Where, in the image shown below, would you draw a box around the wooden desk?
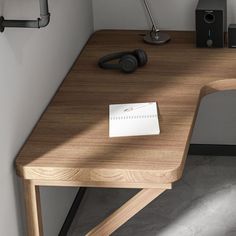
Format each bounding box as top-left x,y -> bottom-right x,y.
16,30 -> 236,236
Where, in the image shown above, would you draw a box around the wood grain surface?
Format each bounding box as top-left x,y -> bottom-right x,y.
16,31 -> 236,187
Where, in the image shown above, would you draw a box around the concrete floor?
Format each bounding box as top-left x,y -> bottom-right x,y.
68,155 -> 236,236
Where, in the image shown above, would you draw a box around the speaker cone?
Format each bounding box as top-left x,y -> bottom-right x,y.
204,13 -> 215,24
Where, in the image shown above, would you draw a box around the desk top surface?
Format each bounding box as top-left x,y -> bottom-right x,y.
16,31 -> 236,188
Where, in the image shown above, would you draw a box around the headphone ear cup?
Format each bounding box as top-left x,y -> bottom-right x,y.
133,49 -> 148,67
119,55 -> 138,73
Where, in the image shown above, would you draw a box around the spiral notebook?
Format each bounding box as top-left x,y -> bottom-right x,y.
109,102 -> 160,137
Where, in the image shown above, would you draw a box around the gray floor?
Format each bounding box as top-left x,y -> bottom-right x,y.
68,155 -> 236,236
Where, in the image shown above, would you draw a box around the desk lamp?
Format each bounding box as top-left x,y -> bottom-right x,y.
143,0 -> 170,44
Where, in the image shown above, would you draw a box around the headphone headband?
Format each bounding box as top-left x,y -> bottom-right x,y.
98,51 -> 132,68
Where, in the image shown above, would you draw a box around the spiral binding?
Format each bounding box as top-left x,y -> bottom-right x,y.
110,114 -> 157,120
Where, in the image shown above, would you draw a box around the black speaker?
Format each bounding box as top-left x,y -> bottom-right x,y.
196,0 -> 227,48
228,24 -> 236,48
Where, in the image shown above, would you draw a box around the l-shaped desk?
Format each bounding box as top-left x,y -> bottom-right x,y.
16,30 -> 236,236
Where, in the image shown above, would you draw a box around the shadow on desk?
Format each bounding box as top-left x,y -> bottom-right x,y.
16,31 -> 236,175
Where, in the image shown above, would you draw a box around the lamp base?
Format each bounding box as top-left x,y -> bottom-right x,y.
144,31 -> 170,45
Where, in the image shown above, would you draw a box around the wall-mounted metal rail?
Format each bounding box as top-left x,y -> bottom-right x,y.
0,0 -> 50,32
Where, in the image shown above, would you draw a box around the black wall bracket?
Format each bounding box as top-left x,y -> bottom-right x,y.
0,0 -> 50,33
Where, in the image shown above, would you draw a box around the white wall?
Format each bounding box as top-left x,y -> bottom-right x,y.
92,0 -> 236,145
0,0 -> 93,235
93,0 -> 236,31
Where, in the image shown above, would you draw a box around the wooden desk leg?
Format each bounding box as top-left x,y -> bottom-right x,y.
86,188 -> 166,236
23,180 -> 43,236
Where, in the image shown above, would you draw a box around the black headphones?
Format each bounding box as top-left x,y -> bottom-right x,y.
98,49 -> 148,73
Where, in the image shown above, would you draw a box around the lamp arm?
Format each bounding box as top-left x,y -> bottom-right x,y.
143,0 -> 159,32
